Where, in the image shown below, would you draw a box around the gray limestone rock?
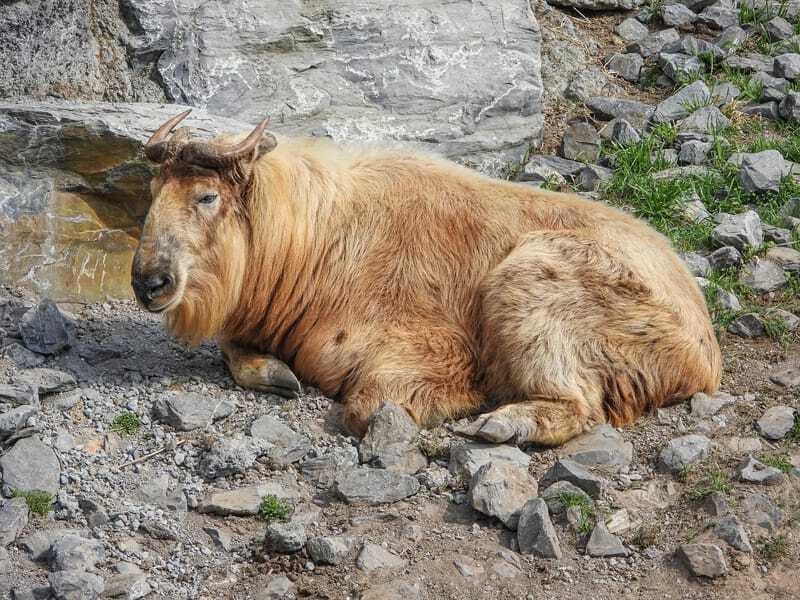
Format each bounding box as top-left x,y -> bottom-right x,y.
153,392 -> 235,431
19,300 -> 72,355
539,459 -> 606,498
250,415 -> 312,466
678,543 -> 728,578
652,80 -> 711,123
659,435 -> 711,472
356,542 -> 407,572
0,436 -> 61,494
448,442 -> 530,479
335,468 -> 420,505
0,497 -> 29,547
756,405 -> 796,440
468,462 -> 538,529
607,53 -> 644,82
736,456 -> 785,485
558,424 -> 633,471
517,498 -> 562,558
359,401 -> 427,474
586,521 -> 629,557
710,211 -> 764,250
738,258 -> 787,293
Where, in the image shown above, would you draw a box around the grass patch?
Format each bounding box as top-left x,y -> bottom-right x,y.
758,452 -> 794,473
258,495 -> 293,523
12,490 -> 54,516
759,534 -> 789,562
686,464 -> 733,500
559,492 -> 597,535
111,412 -> 141,436
788,413 -> 800,443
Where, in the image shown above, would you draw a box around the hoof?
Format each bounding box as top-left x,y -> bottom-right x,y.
228,355 -> 302,399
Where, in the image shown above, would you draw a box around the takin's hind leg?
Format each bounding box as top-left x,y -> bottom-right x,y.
462,397 -> 596,446
221,342 -> 301,398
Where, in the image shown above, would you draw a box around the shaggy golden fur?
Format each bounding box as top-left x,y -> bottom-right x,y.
135,133 -> 721,444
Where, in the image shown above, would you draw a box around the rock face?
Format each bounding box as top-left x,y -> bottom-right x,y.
122,0 -> 544,171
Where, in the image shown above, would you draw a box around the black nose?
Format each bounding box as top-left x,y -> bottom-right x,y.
132,272 -> 174,305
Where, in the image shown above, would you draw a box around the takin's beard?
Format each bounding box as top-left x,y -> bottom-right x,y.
163,239 -> 247,346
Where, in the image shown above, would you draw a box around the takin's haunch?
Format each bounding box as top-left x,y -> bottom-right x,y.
131,111 -> 721,446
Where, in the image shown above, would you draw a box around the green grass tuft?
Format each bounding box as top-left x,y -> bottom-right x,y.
258,494 -> 293,523
111,412 -> 141,436
759,534 -> 789,562
757,453 -> 794,473
12,490 -> 54,516
559,492 -> 596,534
685,465 -> 733,500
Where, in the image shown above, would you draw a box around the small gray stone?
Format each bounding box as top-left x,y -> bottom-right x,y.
203,526 -> 233,551
356,542 -> 407,572
0,405 -> 38,441
716,26 -> 749,52
775,53 -> 800,80
742,102 -> 780,120
691,392 -> 736,418
251,415 -> 312,466
710,82 -> 741,106
300,446 -> 359,489
561,122 -> 601,163
607,53 -> 643,82
770,365 -> 800,387
740,150 -> 788,193
18,528 -> 90,562
662,4 -> 697,28
448,442 -> 530,479
540,481 -> 593,515
766,16 -> 794,41
714,516 -> 752,552
715,288 -> 742,311
659,435 -> 711,472
49,534 -> 104,571
739,258 -> 787,293
0,435 -> 60,494
585,97 -> 654,129
0,383 -> 39,407
660,53 -> 704,82
102,572 -> 150,599
78,498 -> 109,529
728,313 -> 767,338
703,491 -> 729,516
0,497 -> 28,546
698,4 -> 739,30
756,405 -> 796,440
517,498 -> 561,558
199,437 -> 272,479
520,155 -> 585,182
737,456 -> 784,485
306,536 -> 355,565
709,245 -> 743,268
264,520 -> 306,553
575,164 -> 613,192
558,423 -> 633,471
152,392 -> 235,431
679,140 -> 712,165
19,300 -> 72,355
652,80 -> 711,123
628,28 -> 681,58
539,459 -> 606,498
725,52 -> 774,73
359,401 -> 427,474
664,35 -> 724,59
260,575 -> 295,599
335,468 -> 419,505
135,474 -> 187,514
740,492 -> 783,530
17,369 -> 76,395
565,67 -> 617,104
586,521 -> 629,557
680,195 -> 711,224
48,570 -> 104,600
468,462 -> 538,529
763,224 -> 793,245
198,481 -> 302,516
710,211 -> 763,250
779,92 -> 800,120
609,119 -> 641,146
678,543 -> 728,578
766,247 -> 800,274
1,343 -> 46,368
683,252 -> 710,276
677,106 -> 730,134
614,17 -> 649,43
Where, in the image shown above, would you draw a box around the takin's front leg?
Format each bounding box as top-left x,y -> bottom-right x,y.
220,342 -> 301,399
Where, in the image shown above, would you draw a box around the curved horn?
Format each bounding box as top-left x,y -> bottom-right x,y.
179,118 -> 271,169
144,109 -> 192,163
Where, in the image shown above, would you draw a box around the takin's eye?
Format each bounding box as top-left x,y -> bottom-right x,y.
196,192 -> 218,206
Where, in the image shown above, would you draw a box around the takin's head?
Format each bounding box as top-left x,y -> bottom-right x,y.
131,110 -> 277,342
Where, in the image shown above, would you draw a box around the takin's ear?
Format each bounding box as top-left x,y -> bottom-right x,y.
252,131 -> 278,162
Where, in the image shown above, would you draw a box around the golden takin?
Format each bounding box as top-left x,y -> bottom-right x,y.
131,111 -> 721,445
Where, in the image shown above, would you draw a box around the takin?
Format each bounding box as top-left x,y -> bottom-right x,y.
131,110 -> 721,446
